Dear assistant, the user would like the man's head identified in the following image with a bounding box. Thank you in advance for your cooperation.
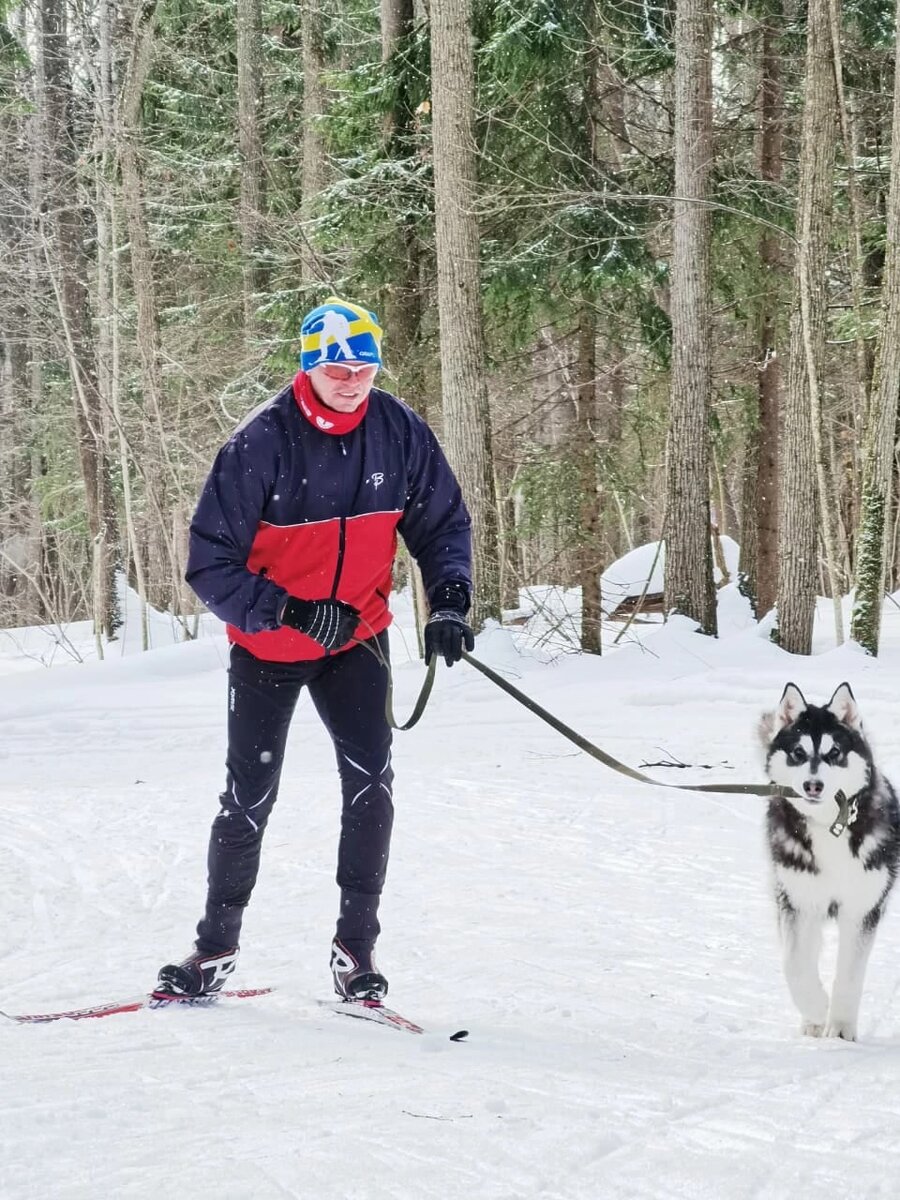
[300,296,383,412]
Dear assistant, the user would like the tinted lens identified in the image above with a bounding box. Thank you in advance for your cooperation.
[321,363,353,381]
[321,363,378,382]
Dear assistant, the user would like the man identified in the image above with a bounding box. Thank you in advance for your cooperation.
[157,297,474,1001]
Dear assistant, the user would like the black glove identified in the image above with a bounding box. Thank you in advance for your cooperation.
[424,610,475,666]
[279,596,360,651]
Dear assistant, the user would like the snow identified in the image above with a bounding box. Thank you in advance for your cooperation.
[599,535,741,614]
[5,582,900,1198]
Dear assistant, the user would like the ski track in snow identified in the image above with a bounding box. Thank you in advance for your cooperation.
[5,598,900,1198]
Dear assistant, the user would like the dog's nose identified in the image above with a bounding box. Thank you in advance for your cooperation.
[803,779,824,798]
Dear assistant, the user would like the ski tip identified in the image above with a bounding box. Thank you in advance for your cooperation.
[449,1029,469,1042]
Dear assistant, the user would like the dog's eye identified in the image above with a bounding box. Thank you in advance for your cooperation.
[822,746,842,765]
[788,747,807,764]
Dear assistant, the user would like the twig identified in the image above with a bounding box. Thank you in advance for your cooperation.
[401,1111,473,1121]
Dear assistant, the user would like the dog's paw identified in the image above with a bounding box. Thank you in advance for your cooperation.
[801,1020,825,1038]
[824,1019,857,1041]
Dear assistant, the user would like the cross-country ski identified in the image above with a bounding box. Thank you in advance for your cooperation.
[0,988,274,1024]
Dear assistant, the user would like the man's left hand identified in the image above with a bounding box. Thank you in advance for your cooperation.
[424,610,475,666]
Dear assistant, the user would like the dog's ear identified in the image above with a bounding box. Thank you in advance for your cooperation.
[827,682,862,730]
[774,683,807,731]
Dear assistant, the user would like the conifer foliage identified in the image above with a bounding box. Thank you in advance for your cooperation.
[2,0,900,653]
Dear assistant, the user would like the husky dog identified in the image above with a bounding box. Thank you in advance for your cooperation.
[761,682,900,1040]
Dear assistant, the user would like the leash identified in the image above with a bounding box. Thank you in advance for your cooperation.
[459,650,782,798]
[354,634,856,825]
[461,651,864,834]
[385,653,437,730]
[350,631,438,732]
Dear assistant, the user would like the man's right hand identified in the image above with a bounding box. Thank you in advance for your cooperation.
[279,596,360,650]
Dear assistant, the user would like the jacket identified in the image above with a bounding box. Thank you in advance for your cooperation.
[185,376,472,662]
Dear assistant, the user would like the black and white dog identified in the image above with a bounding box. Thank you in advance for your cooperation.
[761,682,900,1040]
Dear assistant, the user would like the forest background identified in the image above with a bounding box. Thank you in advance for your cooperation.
[2,0,900,660]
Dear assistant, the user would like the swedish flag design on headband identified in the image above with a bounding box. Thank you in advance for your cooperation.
[299,296,383,373]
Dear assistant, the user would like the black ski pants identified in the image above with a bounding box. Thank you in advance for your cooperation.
[196,634,394,954]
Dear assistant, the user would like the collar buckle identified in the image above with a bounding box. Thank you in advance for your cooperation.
[829,789,859,838]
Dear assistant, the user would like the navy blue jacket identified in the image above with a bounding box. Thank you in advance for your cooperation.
[186,375,472,661]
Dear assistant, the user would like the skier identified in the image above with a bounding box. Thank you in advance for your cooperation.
[157,297,474,1001]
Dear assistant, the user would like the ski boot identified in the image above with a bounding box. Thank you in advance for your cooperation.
[331,938,388,1001]
[156,946,239,997]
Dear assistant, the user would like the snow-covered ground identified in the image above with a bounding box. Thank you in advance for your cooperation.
[4,576,900,1199]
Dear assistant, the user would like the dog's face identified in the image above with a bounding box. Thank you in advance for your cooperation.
[764,683,871,821]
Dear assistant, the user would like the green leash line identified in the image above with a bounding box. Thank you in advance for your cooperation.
[350,633,438,732]
[385,653,437,731]
[459,650,782,799]
[355,636,852,823]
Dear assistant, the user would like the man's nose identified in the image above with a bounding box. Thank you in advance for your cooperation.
[803,778,824,798]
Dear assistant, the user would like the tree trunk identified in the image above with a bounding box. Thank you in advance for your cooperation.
[237,0,268,331]
[664,0,716,634]
[26,2,49,622]
[575,8,603,653]
[496,456,521,610]
[575,310,602,653]
[850,0,900,655]
[300,0,327,285]
[739,10,783,619]
[42,0,120,641]
[97,0,149,645]
[430,0,501,629]
[380,0,426,408]
[0,35,33,618]
[777,0,838,654]
[118,0,185,619]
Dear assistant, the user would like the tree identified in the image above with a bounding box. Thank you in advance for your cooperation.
[430,0,501,628]
[738,4,784,620]
[236,0,267,330]
[664,0,717,634]
[851,0,900,654]
[777,0,838,654]
[300,0,328,285]
[379,0,425,403]
[42,0,120,644]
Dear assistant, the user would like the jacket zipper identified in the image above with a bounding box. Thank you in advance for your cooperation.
[330,516,347,599]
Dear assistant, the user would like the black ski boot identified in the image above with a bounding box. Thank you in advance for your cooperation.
[156,946,239,997]
[331,938,388,1001]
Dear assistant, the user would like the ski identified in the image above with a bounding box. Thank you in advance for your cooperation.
[2,987,468,1041]
[320,998,468,1042]
[0,987,274,1025]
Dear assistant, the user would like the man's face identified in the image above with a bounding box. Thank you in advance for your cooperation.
[309,362,379,412]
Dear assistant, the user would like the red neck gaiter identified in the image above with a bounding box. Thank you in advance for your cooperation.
[292,371,369,436]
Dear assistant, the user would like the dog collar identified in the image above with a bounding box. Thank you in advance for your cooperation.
[829,789,860,838]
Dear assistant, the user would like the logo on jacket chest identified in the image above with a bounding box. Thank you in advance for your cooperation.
[368,472,384,490]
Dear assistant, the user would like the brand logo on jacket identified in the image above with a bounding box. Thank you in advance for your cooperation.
[370,472,384,490]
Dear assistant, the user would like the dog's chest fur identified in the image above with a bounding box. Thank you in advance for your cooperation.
[767,785,900,917]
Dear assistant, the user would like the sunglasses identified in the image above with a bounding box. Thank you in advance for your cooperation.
[318,362,379,382]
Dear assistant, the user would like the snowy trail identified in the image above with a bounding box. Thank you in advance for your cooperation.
[5,602,900,1197]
